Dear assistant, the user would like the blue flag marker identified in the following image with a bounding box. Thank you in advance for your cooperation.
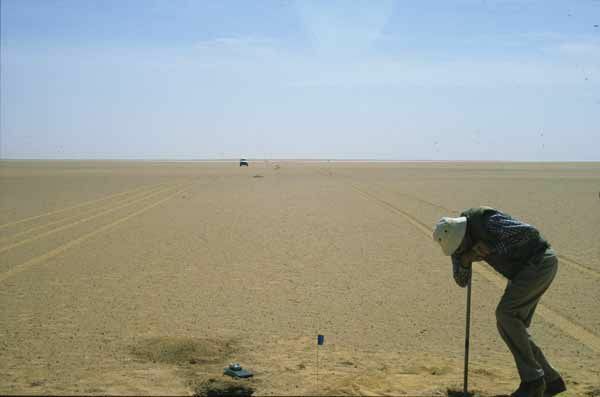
[316,334,324,390]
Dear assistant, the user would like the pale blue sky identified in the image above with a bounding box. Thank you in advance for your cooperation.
[1,0,599,160]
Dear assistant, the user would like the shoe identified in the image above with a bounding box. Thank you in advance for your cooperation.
[544,377,566,396]
[511,377,546,397]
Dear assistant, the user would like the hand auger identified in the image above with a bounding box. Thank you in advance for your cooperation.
[463,276,472,396]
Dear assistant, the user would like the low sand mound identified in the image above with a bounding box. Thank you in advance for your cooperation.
[130,336,236,365]
[193,378,254,397]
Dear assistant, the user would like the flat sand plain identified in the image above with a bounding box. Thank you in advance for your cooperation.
[0,160,599,396]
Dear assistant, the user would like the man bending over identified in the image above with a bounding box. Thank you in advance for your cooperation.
[433,206,566,397]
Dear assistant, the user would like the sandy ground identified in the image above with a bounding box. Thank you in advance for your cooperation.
[0,160,598,396]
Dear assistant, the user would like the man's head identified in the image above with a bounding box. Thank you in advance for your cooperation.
[433,216,467,256]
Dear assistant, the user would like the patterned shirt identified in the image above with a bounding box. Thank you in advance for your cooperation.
[452,212,541,287]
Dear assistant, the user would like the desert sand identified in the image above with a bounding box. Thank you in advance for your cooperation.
[0,160,599,396]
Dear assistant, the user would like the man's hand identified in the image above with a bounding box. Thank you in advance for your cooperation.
[472,241,492,258]
[460,242,491,265]
[461,250,481,265]
[460,254,474,268]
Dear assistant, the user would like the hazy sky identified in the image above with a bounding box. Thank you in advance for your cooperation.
[1,0,599,160]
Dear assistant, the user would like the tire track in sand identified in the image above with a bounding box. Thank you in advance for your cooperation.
[348,183,600,353]
[0,181,167,230]
[0,183,192,283]
[0,182,182,255]
[328,170,600,280]
[381,184,600,280]
[554,255,600,280]
[0,182,169,244]
[376,187,600,280]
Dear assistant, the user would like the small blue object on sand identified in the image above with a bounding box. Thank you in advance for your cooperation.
[224,363,253,378]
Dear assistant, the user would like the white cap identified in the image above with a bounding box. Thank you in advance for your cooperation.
[433,216,467,256]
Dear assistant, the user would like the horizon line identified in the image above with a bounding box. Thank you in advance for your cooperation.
[1,158,599,163]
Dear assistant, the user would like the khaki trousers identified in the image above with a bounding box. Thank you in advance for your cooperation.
[495,249,560,382]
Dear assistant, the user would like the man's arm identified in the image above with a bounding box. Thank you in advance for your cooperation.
[452,254,472,288]
[451,239,490,288]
